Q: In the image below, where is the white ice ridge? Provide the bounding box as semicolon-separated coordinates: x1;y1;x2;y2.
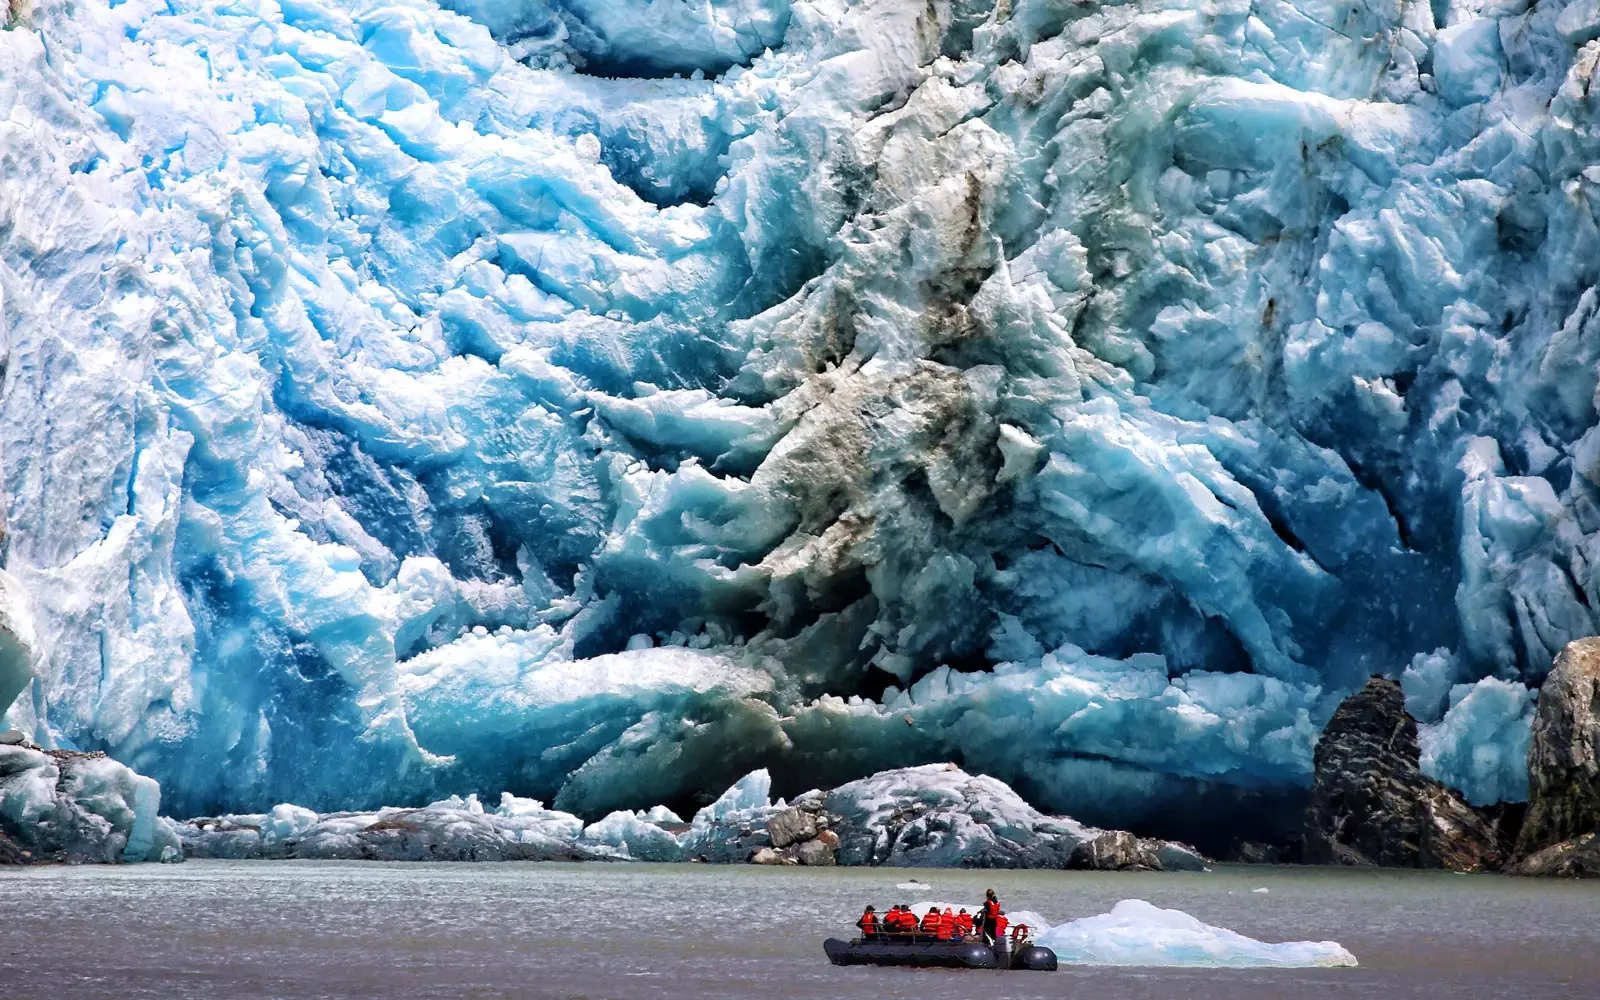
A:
4;0;1598;828
902;898;1355;969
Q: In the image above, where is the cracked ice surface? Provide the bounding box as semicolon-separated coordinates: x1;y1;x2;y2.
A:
2;0;1597;830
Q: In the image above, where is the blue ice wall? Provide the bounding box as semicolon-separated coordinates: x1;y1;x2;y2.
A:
1;0;1593;825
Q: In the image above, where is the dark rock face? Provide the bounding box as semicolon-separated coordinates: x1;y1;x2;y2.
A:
0;828;28;865
1514;637;1600;862
1511;832;1600;877
1303;677;1502;871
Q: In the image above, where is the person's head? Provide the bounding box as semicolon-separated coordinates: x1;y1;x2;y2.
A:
864;905;875;913
927;907;938;915
985;889;997;900
959;908;967;914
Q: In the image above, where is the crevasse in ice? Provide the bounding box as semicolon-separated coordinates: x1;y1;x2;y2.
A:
2;0;1597;834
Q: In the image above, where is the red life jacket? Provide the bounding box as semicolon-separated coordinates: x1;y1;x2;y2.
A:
995;914;1009;937
920;911;941;933
956;913;974;934
857;911;877;935
937;910;955;939
889;909;911;931
983;899;1001;922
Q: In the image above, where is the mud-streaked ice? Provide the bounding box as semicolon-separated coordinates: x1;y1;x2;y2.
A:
0;0;1590;827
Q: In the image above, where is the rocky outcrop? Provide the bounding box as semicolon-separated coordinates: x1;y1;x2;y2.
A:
1066;830;1205;871
1512;638;1600;868
1303;677;1502;871
1512;832;1600;877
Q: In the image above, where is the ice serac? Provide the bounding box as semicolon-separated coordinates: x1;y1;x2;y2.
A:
5;0;1600;838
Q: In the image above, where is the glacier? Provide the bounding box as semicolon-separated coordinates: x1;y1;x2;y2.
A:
4;0;1600;843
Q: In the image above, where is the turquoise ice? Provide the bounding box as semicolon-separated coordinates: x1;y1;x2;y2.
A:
1;0;1594;832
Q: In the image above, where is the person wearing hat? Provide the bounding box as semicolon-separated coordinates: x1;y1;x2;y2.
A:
856;904;879;938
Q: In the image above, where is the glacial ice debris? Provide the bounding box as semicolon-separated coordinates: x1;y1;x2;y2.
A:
0;744;182;863
1034;899;1358;969
7;0;1600;834
176;764;1205;867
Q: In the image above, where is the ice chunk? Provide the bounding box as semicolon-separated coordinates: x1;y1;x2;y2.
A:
1036;899;1357;968
692;768;773;826
1419;678;1536;807
0;570;37;723
259;804;319;845
581;810;685;861
0;746;180;863
1402;649;1461;724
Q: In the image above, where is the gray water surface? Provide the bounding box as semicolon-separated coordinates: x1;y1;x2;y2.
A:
0;861;1595;999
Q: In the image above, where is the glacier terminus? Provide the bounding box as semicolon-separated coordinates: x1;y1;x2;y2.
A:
3;0;1599;848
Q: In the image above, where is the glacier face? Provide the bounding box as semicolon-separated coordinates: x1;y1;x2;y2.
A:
2;0;1599;838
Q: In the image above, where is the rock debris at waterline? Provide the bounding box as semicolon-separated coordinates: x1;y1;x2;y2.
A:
173;764;1209;869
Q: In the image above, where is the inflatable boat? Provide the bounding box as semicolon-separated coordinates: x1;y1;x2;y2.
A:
823;936;1058;971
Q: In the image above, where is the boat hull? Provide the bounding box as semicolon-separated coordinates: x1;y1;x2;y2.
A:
822;937;1057;971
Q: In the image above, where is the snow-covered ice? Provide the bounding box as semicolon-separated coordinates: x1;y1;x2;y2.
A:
1036;899;1357;968
2;0;1595;832
901;897;1354;968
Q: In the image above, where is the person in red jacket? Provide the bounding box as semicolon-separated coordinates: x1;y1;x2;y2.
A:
920;907;942;936
900;905;918;934
938;907;956;940
886;904;911;934
956;908;974;937
980;889;1003;944
856;905;879;938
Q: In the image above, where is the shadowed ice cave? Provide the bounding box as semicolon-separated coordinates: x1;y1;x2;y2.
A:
0;0;1592;851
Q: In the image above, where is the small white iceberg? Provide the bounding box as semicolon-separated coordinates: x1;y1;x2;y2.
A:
1035;899;1357;968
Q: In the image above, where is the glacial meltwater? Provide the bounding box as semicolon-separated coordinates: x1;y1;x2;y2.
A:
0;863;1594;999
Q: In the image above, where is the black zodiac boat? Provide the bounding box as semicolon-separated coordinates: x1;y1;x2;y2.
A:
823;935;1058;971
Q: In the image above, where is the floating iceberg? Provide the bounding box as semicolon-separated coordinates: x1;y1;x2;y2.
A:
898;897;1355;968
2;0;1592;839
1036;899;1357;969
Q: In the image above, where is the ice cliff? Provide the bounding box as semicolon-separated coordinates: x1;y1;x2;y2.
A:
3;0;1600;842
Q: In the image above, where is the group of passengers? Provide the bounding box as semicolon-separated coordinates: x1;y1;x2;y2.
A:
854;889;1028;946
